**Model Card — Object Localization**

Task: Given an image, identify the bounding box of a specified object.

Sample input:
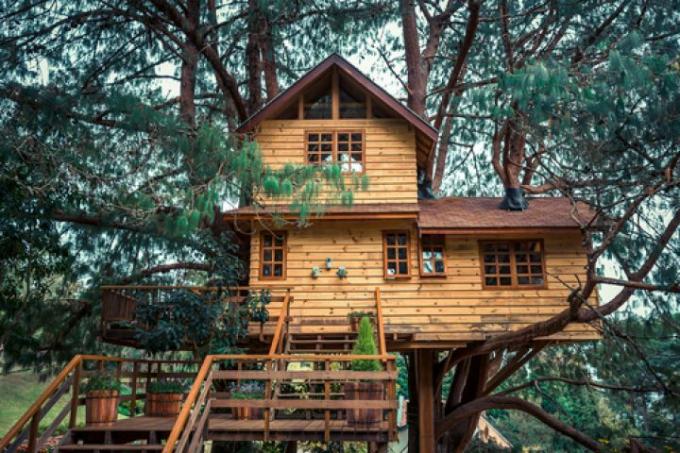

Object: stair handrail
[0,354,125,453]
[163,355,215,453]
[268,289,292,356]
[374,288,387,356]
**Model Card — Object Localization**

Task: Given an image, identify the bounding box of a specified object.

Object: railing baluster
[130,361,139,416]
[69,362,81,428]
[324,359,331,443]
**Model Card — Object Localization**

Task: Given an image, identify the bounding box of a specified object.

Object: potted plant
[345,317,384,426]
[336,266,348,279]
[82,373,121,425]
[347,311,375,332]
[230,384,264,420]
[145,380,186,417]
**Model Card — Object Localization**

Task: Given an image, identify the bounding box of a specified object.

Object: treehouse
[2,55,598,453]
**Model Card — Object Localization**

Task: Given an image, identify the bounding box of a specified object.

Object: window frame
[383,230,412,279]
[479,239,547,289]
[260,230,287,280]
[304,129,365,174]
[419,234,447,277]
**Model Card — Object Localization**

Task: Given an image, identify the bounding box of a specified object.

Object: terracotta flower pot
[85,390,119,425]
[232,406,263,420]
[344,381,385,426]
[145,392,183,417]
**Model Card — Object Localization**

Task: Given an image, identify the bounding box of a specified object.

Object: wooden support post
[69,362,82,428]
[332,67,340,119]
[366,95,373,118]
[27,413,39,453]
[285,441,297,453]
[416,349,436,453]
[298,95,304,119]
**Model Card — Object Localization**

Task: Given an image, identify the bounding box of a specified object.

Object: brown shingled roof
[418,197,594,230]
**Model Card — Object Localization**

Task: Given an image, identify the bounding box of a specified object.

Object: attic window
[339,79,366,118]
[303,77,332,119]
[480,240,545,288]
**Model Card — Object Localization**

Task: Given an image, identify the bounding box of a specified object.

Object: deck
[1,288,397,453]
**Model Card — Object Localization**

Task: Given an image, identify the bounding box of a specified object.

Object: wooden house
[2,55,598,453]
[225,54,598,349]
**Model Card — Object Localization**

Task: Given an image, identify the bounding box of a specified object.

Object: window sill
[419,274,447,278]
[384,275,411,281]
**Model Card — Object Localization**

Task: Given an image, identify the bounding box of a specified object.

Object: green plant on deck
[347,311,374,321]
[350,317,382,372]
[246,288,271,324]
[82,373,122,393]
[147,379,187,394]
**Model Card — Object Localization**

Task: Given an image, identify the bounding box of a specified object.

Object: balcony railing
[166,353,398,452]
[0,356,200,453]
[100,286,290,347]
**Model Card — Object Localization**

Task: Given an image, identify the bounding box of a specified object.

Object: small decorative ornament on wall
[311,266,321,278]
[325,257,333,270]
[336,266,348,279]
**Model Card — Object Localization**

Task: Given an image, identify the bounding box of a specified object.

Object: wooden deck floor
[73,417,177,432]
[208,416,391,442]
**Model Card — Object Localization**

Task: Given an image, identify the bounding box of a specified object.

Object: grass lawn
[0,370,85,438]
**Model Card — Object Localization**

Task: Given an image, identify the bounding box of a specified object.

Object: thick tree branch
[435,395,605,451]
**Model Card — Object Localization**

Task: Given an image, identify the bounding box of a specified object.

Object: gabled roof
[235,54,438,147]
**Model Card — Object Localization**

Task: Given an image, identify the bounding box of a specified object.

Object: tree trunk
[179,0,200,129]
[406,352,419,452]
[400,0,427,116]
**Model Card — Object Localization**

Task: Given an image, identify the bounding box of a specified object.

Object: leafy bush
[147,379,186,394]
[82,373,121,393]
[350,317,382,372]
[230,390,264,399]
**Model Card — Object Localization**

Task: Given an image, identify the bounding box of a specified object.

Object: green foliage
[82,373,121,393]
[350,317,381,372]
[347,311,374,320]
[147,380,186,394]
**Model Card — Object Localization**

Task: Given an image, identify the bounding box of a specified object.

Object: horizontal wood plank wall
[249,221,599,345]
[254,119,418,204]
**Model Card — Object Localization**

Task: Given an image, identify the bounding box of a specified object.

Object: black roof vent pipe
[499,187,528,211]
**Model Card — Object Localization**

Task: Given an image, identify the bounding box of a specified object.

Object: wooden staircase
[1,289,396,453]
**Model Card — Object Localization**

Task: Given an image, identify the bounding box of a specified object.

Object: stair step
[58,444,163,452]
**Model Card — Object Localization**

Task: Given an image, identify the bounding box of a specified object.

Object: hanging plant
[336,266,348,279]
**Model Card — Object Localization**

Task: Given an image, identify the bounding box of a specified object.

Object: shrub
[82,373,122,393]
[147,380,186,394]
[350,317,382,372]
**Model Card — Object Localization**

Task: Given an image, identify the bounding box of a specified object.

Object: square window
[481,240,545,288]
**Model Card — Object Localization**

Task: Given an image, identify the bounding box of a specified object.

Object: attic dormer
[236,54,438,206]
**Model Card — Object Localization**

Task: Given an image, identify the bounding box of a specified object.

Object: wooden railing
[100,285,290,345]
[164,353,398,452]
[268,289,292,355]
[0,355,199,453]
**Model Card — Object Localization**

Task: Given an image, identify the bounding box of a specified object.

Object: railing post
[27,412,39,453]
[69,362,82,428]
[387,360,397,441]
[130,361,139,416]
[324,359,331,443]
[263,359,272,441]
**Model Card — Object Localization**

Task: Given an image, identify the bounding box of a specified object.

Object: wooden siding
[249,221,599,346]
[254,119,418,204]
